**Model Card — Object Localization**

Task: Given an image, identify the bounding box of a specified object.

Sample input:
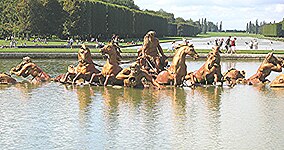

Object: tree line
[246,19,284,37]
[0,0,221,40]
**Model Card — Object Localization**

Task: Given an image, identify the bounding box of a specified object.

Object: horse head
[78,44,93,64]
[207,46,221,65]
[264,52,283,66]
[100,42,122,62]
[183,44,199,59]
[206,52,218,69]
[211,45,221,54]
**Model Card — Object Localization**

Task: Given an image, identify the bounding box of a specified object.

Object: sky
[133,0,284,30]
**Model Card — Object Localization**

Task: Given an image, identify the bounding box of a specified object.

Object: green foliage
[262,23,282,37]
[177,23,199,37]
[99,0,139,10]
[0,0,175,39]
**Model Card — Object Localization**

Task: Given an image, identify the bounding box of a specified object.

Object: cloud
[275,4,284,13]
[134,0,284,30]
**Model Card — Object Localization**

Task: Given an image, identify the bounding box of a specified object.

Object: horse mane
[112,43,122,62]
[78,45,94,64]
[263,52,275,64]
[175,43,193,50]
[173,43,193,56]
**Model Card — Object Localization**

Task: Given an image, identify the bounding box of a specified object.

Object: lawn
[197,32,264,38]
[0,37,182,48]
[1,48,283,54]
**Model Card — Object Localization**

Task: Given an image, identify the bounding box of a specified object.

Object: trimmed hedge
[262,23,282,37]
[177,23,199,36]
[1,0,200,39]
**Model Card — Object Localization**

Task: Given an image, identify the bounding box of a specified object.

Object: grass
[0,32,283,54]
[197,32,265,38]
[1,48,283,54]
[0,36,182,48]
[2,32,282,47]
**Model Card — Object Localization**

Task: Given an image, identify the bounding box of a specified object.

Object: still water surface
[0,59,284,150]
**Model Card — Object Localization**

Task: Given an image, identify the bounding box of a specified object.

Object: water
[125,37,284,50]
[1,58,284,150]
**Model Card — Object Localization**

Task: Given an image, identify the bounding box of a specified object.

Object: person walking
[230,37,237,54]
[225,36,231,53]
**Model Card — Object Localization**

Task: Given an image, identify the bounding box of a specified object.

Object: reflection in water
[1,59,284,149]
[190,86,223,149]
[62,84,97,128]
[225,61,236,70]
[14,81,47,100]
[194,86,223,111]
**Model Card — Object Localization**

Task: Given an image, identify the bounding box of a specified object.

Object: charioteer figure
[138,31,168,73]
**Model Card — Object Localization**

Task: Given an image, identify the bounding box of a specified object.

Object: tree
[175,17,186,24]
[255,19,259,34]
[157,9,175,23]
[62,0,81,37]
[0,0,19,37]
[249,21,252,33]
[202,18,207,33]
[219,21,222,31]
[100,0,139,10]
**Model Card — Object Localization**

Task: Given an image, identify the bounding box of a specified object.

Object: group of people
[210,36,237,54]
[246,39,258,49]
[224,36,237,54]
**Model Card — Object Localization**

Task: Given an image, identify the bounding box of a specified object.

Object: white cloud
[134,0,284,30]
[275,4,284,13]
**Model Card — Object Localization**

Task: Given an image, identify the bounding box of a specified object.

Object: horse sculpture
[246,52,284,85]
[116,62,163,89]
[59,44,101,84]
[10,57,50,83]
[270,74,284,87]
[222,68,246,87]
[155,44,199,86]
[185,46,223,86]
[0,73,17,84]
[100,42,123,86]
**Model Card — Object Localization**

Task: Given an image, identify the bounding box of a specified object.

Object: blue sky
[134,0,284,30]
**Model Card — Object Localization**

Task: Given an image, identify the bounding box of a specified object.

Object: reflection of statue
[170,88,187,114]
[102,87,122,113]
[75,86,94,111]
[14,81,44,99]
[193,86,223,110]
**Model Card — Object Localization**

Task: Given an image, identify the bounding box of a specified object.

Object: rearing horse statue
[247,52,284,85]
[185,46,223,85]
[100,42,123,86]
[59,44,101,84]
[155,44,199,86]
